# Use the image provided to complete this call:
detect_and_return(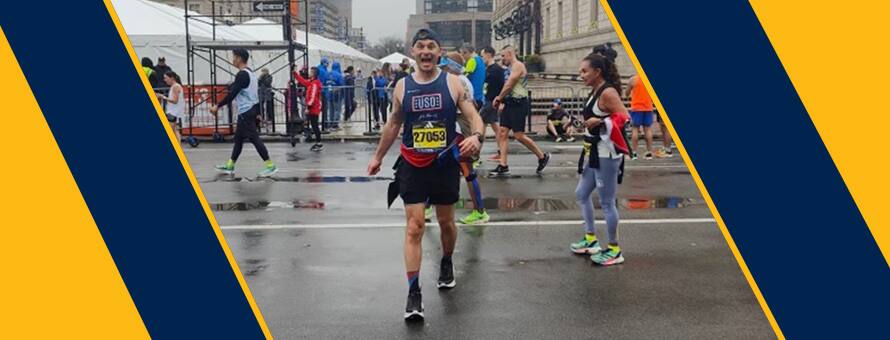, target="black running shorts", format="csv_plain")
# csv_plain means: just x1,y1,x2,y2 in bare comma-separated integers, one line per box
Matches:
481,103,499,124
398,158,460,205
499,97,530,132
